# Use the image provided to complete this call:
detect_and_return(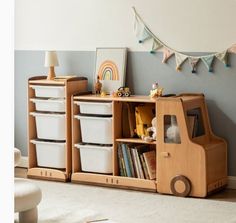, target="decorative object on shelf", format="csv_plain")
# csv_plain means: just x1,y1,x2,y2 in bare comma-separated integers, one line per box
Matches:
95,48,127,94
142,117,157,142
132,7,235,73
94,75,102,95
135,104,155,138
149,82,163,98
100,91,107,97
44,51,59,80
116,86,131,97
